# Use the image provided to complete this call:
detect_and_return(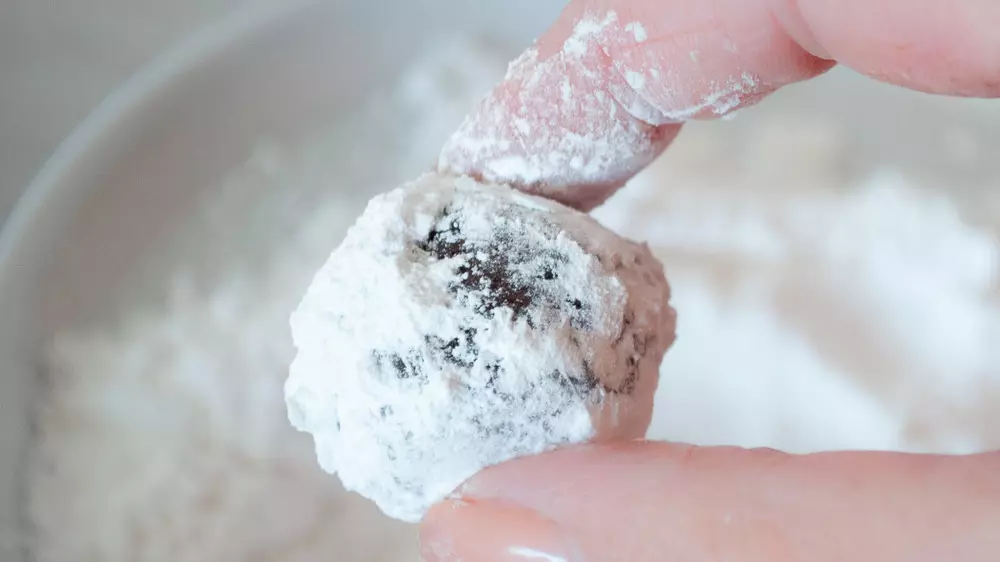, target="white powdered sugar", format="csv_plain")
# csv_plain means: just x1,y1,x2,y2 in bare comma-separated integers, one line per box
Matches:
286,173,674,522
663,72,761,120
